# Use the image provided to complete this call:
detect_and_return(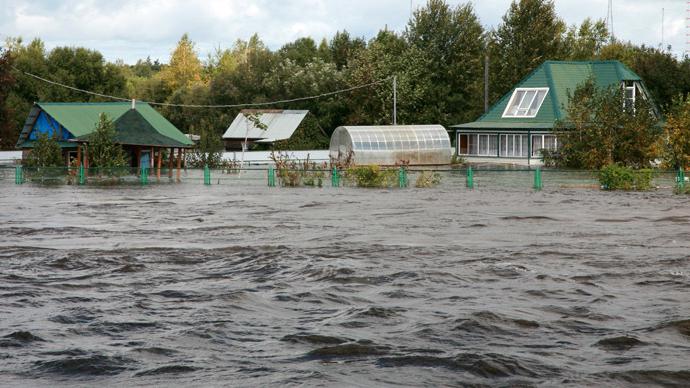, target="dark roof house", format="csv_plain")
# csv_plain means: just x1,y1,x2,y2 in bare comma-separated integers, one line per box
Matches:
452,60,656,163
